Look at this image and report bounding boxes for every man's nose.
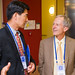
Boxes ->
[53,24,56,29]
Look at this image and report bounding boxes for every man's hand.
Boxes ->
[27,62,35,73]
[1,62,11,75]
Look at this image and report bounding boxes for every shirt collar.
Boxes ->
[55,36,65,44]
[9,26,20,36]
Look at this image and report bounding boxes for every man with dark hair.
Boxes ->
[0,1,36,75]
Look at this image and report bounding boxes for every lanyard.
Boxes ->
[6,23,25,55]
[54,36,66,63]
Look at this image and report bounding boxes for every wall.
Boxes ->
[56,0,65,15]
[0,0,3,28]
[2,0,12,23]
[42,0,56,39]
[42,0,65,39]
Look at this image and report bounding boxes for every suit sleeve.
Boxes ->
[71,48,75,75]
[30,55,36,65]
[38,40,44,75]
[0,38,2,71]
[30,55,36,72]
[71,68,75,75]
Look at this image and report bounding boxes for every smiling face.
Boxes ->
[52,17,68,39]
[16,9,28,29]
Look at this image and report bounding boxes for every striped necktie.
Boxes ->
[16,32,29,75]
[16,32,24,56]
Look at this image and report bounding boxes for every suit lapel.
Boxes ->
[65,36,69,70]
[49,37,54,74]
[4,25,22,63]
[20,33,29,66]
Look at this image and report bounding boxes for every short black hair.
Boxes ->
[7,1,30,21]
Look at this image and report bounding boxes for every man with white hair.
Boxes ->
[38,15,75,75]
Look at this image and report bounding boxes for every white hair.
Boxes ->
[56,15,72,29]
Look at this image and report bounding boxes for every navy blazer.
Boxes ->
[0,25,36,75]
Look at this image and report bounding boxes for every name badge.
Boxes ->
[20,56,27,69]
[57,65,65,75]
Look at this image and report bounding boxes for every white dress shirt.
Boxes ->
[54,36,65,75]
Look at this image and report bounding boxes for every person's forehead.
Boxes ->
[54,17,64,23]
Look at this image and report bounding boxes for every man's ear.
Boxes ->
[12,12,18,20]
[64,27,69,32]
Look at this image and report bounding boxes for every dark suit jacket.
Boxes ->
[0,25,36,75]
[38,36,75,75]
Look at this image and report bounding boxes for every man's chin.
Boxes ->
[53,33,57,36]
[21,25,25,29]
[53,34,58,36]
